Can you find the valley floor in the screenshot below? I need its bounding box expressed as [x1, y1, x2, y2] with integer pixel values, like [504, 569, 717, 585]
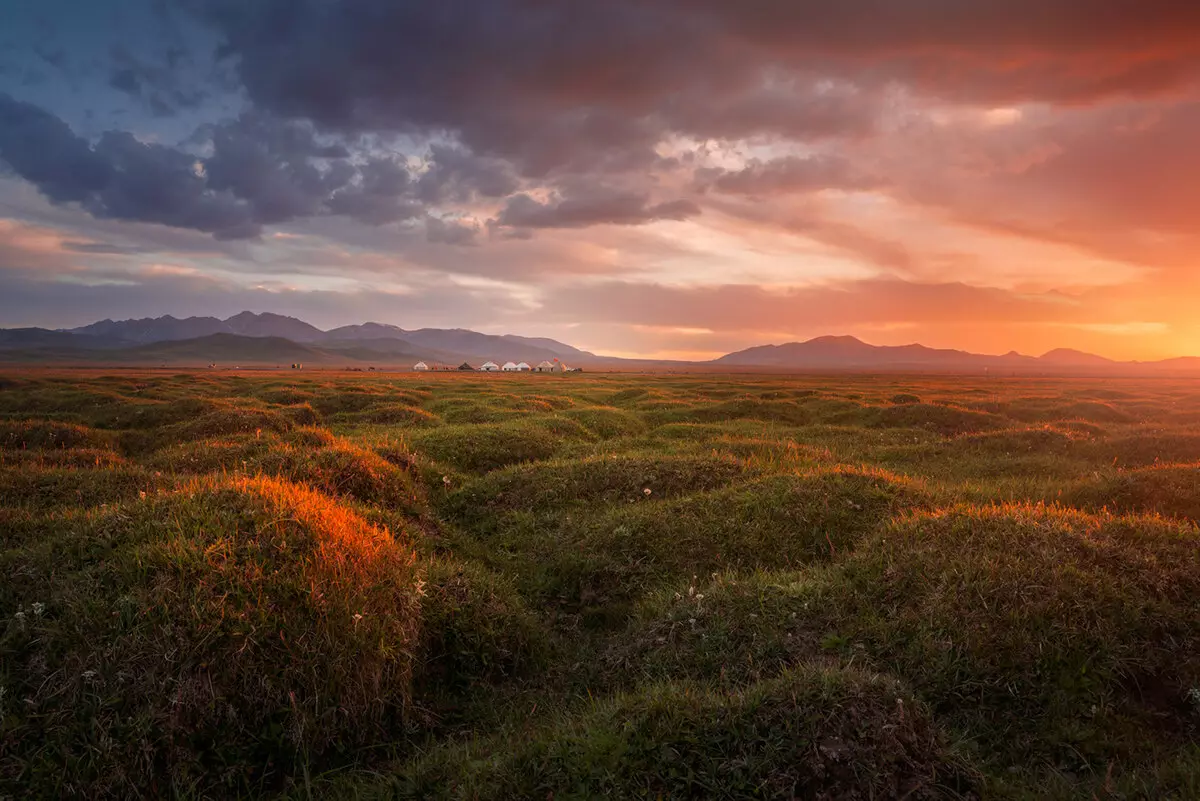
[2, 369, 1200, 798]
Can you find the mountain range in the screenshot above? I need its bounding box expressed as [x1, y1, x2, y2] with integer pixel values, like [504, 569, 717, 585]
[0, 312, 1198, 374]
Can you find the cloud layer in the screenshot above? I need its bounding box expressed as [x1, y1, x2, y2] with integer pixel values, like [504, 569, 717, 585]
[2, 0, 1200, 359]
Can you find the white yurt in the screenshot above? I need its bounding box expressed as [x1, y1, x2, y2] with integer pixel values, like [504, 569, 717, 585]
[501, 361, 520, 371]
[413, 361, 429, 371]
[516, 362, 531, 371]
[535, 360, 555, 372]
[480, 361, 500, 372]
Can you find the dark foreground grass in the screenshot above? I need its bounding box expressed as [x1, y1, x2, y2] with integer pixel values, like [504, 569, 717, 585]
[389, 666, 979, 801]
[4, 370, 1200, 799]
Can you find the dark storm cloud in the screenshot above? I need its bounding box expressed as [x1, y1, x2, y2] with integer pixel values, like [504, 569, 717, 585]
[199, 0, 1200, 175]
[494, 188, 700, 229]
[0, 94, 114, 203]
[0, 95, 529, 238]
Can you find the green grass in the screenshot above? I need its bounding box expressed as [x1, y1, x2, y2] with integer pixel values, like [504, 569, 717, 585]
[4, 370, 1200, 798]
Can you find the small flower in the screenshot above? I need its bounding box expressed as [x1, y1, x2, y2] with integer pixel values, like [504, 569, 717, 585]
[82, 670, 98, 683]
[31, 602, 45, 617]
[1187, 687, 1200, 708]
[442, 475, 452, 487]
[352, 613, 364, 629]
[643, 488, 652, 497]
[687, 618, 696, 625]
[695, 594, 704, 601]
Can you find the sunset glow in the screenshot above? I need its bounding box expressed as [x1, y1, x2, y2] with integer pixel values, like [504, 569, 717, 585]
[3, 2, 1200, 360]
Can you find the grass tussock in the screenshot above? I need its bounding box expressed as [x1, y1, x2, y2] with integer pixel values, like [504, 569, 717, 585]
[440, 452, 755, 523]
[416, 560, 545, 695]
[145, 430, 422, 511]
[494, 465, 928, 616]
[0, 464, 170, 512]
[394, 666, 977, 800]
[409, 417, 595, 473]
[0, 475, 423, 797]
[0, 419, 114, 450]
[828, 505, 1200, 766]
[560, 405, 647, 439]
[345, 403, 442, 427]
[1065, 464, 1200, 521]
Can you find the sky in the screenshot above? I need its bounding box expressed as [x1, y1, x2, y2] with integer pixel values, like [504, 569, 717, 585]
[2, 1, 1200, 360]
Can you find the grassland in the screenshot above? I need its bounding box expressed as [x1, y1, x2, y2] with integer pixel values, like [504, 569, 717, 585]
[2, 369, 1200, 799]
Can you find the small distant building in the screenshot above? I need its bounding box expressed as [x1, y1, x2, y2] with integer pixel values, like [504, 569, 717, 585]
[427, 362, 456, 371]
[534, 360, 555, 372]
[480, 361, 500, 372]
[501, 361, 520, 372]
[515, 362, 531, 371]
[413, 361, 429, 371]
[458, 362, 475, 371]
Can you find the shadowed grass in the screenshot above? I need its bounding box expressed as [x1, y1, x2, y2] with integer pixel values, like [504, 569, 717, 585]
[1065, 464, 1200, 521]
[484, 465, 929, 619]
[385, 666, 978, 800]
[0, 419, 115, 450]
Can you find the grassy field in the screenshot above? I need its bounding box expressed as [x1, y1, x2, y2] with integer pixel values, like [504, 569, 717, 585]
[2, 369, 1200, 799]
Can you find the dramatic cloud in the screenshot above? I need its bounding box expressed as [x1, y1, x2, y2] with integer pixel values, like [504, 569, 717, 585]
[3, 0, 1200, 358]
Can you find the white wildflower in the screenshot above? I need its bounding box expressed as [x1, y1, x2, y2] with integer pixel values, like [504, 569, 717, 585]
[31, 602, 45, 617]
[1187, 687, 1200, 708]
[642, 488, 652, 497]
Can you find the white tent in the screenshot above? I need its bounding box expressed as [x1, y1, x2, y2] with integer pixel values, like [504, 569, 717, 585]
[413, 361, 429, 371]
[501, 361, 520, 371]
[480, 361, 500, 372]
[515, 362, 531, 371]
[534, 360, 555, 372]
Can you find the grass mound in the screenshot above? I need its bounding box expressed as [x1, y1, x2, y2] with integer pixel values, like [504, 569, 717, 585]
[502, 466, 928, 615]
[0, 419, 113, 450]
[560, 405, 647, 439]
[417, 560, 545, 695]
[255, 386, 316, 406]
[950, 426, 1080, 456]
[828, 505, 1200, 766]
[1094, 431, 1200, 467]
[409, 418, 595, 473]
[347, 403, 442, 427]
[440, 452, 754, 524]
[146, 431, 422, 511]
[621, 504, 1200, 772]
[0, 464, 170, 511]
[0, 475, 423, 796]
[395, 666, 975, 800]
[1065, 464, 1200, 521]
[310, 389, 396, 416]
[0, 447, 125, 469]
[1004, 398, 1135, 424]
[874, 403, 1004, 436]
[126, 406, 298, 454]
[646, 397, 815, 427]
